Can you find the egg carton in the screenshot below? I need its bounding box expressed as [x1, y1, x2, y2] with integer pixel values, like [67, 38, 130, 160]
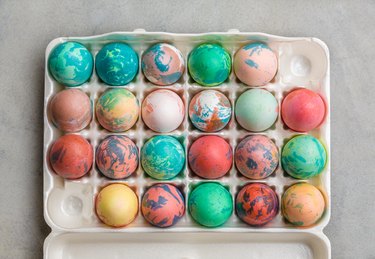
[43, 30, 331, 259]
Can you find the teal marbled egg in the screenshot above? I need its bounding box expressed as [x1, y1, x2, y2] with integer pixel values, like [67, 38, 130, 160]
[95, 42, 138, 86]
[281, 135, 327, 179]
[188, 43, 231, 86]
[141, 135, 185, 180]
[48, 42, 93, 87]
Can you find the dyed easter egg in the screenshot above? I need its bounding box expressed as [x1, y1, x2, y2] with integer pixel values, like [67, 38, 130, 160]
[141, 90, 184, 133]
[236, 183, 279, 226]
[188, 136, 232, 179]
[142, 43, 184, 85]
[95, 42, 138, 86]
[188, 43, 231, 86]
[235, 135, 278, 179]
[96, 136, 138, 179]
[96, 88, 139, 132]
[281, 89, 326, 132]
[141, 184, 185, 227]
[141, 135, 185, 180]
[234, 42, 277, 86]
[48, 42, 93, 87]
[49, 134, 93, 179]
[189, 90, 232, 132]
[50, 89, 92, 132]
[282, 183, 325, 227]
[188, 183, 233, 227]
[281, 135, 326, 179]
[95, 184, 138, 227]
[235, 89, 278, 132]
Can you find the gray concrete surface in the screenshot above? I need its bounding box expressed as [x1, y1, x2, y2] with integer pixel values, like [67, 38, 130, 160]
[0, 0, 374, 258]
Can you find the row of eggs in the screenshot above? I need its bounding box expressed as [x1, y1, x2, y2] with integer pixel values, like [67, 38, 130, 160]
[95, 182, 325, 228]
[50, 87, 326, 134]
[48, 41, 278, 87]
[49, 134, 326, 181]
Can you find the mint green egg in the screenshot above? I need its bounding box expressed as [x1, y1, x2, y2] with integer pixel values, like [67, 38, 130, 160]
[235, 89, 278, 132]
[281, 135, 327, 179]
[188, 183, 233, 227]
[188, 44, 231, 86]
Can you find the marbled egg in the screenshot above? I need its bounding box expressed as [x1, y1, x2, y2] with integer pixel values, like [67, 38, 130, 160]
[95, 183, 138, 227]
[141, 135, 185, 180]
[141, 89, 184, 133]
[281, 88, 326, 132]
[95, 42, 138, 86]
[188, 136, 232, 179]
[48, 42, 93, 87]
[188, 43, 231, 86]
[50, 89, 92, 132]
[235, 135, 278, 179]
[96, 88, 139, 132]
[234, 42, 277, 86]
[188, 183, 233, 227]
[141, 184, 185, 228]
[235, 89, 278, 132]
[96, 135, 139, 179]
[236, 183, 279, 226]
[189, 90, 232, 132]
[281, 135, 327, 179]
[49, 134, 93, 179]
[282, 183, 325, 227]
[142, 43, 184, 86]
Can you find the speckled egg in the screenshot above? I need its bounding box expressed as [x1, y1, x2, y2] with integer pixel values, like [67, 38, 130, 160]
[236, 183, 279, 226]
[189, 90, 232, 132]
[49, 134, 93, 179]
[282, 183, 325, 227]
[95, 183, 138, 227]
[188, 136, 232, 179]
[141, 135, 185, 180]
[234, 42, 277, 86]
[95, 42, 138, 86]
[235, 135, 278, 179]
[96, 135, 138, 179]
[142, 43, 184, 86]
[141, 90, 184, 133]
[96, 88, 139, 132]
[282, 135, 327, 179]
[48, 42, 93, 87]
[281, 89, 326, 132]
[188, 183, 233, 227]
[188, 43, 231, 86]
[235, 89, 278, 132]
[50, 89, 92, 132]
[141, 184, 185, 228]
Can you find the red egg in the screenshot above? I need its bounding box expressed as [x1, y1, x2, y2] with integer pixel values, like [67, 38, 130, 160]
[49, 134, 93, 179]
[281, 89, 325, 132]
[188, 136, 232, 179]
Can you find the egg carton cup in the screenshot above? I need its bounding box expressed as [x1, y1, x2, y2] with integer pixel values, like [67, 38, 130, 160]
[43, 30, 330, 259]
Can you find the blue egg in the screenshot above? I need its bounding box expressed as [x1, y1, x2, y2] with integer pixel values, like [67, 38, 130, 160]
[95, 43, 138, 86]
[48, 42, 93, 87]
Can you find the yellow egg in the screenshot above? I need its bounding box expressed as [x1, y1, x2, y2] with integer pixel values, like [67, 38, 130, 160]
[95, 183, 138, 227]
[282, 183, 325, 227]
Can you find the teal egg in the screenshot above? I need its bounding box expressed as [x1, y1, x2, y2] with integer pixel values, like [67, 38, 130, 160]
[188, 44, 231, 86]
[141, 135, 185, 180]
[48, 42, 93, 87]
[281, 135, 327, 179]
[235, 89, 278, 132]
[188, 183, 233, 227]
[95, 43, 138, 86]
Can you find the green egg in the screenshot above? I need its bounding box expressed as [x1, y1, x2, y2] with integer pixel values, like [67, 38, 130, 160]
[188, 182, 233, 227]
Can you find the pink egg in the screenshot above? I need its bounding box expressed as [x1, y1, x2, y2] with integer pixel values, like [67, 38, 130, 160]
[234, 43, 277, 86]
[141, 89, 185, 132]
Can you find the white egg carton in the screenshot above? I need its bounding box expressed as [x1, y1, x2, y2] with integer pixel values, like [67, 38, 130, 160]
[43, 30, 331, 259]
